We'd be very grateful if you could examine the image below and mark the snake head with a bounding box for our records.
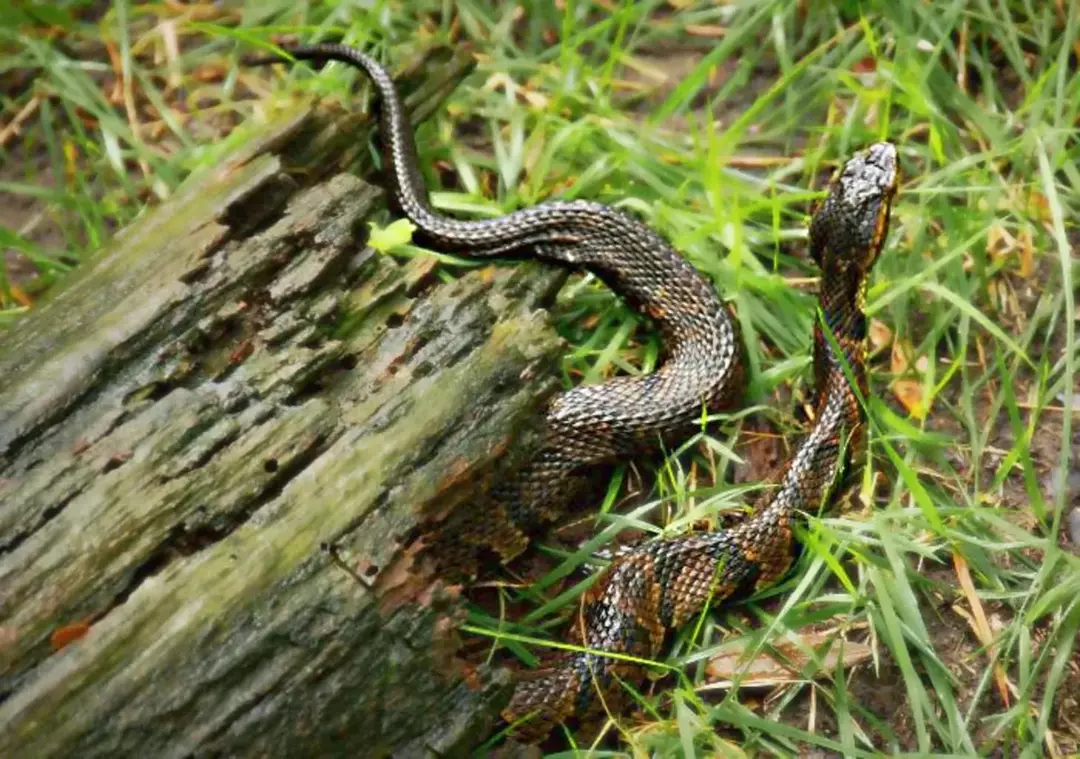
[809,142,899,272]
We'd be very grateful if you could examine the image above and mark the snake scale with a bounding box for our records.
[248,43,898,743]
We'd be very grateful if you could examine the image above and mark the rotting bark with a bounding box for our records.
[0,44,566,758]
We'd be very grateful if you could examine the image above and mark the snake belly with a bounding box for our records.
[247,44,744,574]
[247,44,897,742]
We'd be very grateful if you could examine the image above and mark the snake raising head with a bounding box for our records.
[501,141,898,740]
[246,44,898,744]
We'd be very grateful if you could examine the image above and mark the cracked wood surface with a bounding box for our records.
[0,45,564,758]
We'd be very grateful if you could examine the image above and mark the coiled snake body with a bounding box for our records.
[249,44,898,743]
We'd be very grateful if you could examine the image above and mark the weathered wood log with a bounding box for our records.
[0,45,566,758]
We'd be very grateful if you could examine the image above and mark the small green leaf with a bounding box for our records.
[367,218,416,253]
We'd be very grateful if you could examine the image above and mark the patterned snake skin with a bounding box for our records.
[248,44,898,742]
[248,44,744,571]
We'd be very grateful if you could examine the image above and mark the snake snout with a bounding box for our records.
[838,141,898,205]
[862,141,899,186]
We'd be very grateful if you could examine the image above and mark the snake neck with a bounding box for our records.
[752,263,868,539]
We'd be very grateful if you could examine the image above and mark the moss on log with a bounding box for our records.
[0,45,565,758]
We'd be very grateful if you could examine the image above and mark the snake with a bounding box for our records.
[246,43,899,743]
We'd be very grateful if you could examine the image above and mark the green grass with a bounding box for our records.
[3,1,1078,756]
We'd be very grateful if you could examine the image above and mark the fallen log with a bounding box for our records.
[0,44,565,758]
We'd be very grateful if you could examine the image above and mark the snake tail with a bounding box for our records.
[500,142,899,741]
[247,43,745,574]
